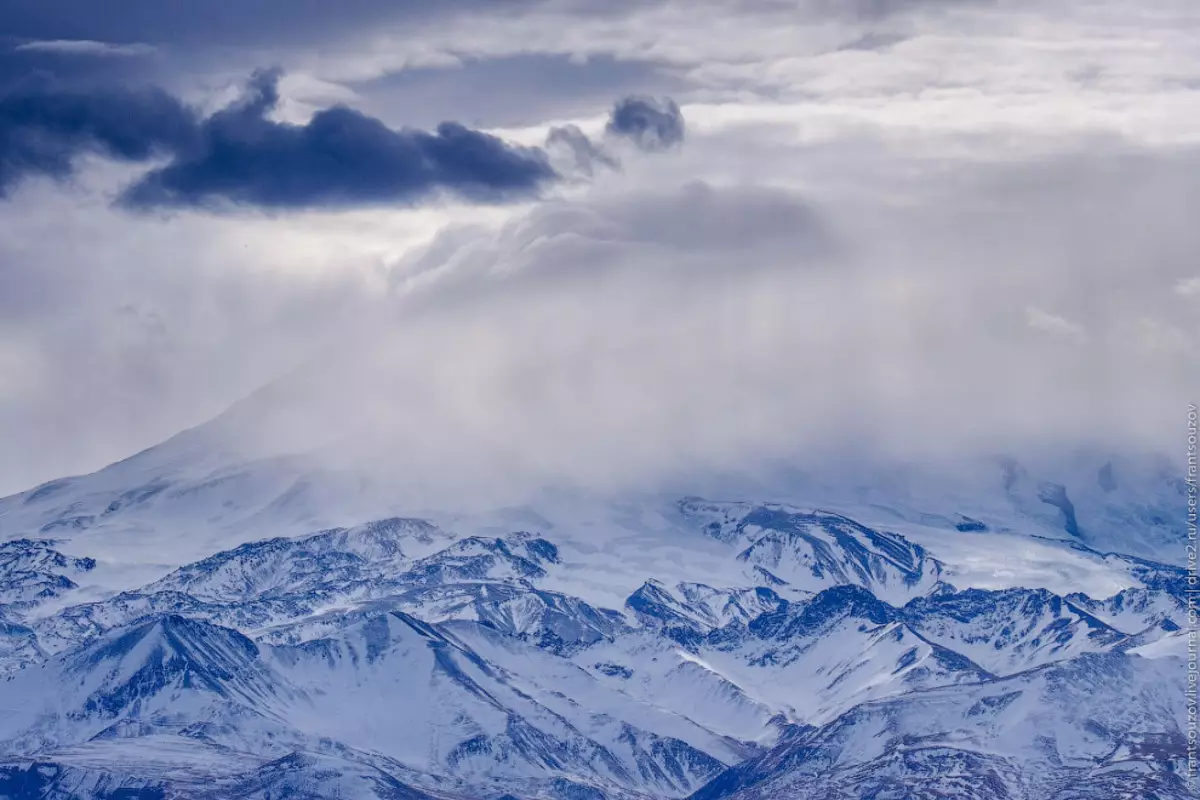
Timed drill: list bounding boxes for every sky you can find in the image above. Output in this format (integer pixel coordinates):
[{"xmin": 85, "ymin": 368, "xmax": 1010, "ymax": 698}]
[{"xmin": 0, "ymin": 0, "xmax": 1197, "ymax": 497}]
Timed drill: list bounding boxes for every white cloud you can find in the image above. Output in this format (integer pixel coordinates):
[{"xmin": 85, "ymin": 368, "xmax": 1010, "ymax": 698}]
[
  {"xmin": 1174, "ymin": 276, "xmax": 1200, "ymax": 296},
  {"xmin": 15, "ymin": 39, "xmax": 158, "ymax": 57},
  {"xmin": 1026, "ymin": 307, "xmax": 1087, "ymax": 343},
  {"xmin": 1127, "ymin": 318, "xmax": 1193, "ymax": 356}
]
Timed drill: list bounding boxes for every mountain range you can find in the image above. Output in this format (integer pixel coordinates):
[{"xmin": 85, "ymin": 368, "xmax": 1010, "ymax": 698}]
[{"xmin": 0, "ymin": 402, "xmax": 1190, "ymax": 799}]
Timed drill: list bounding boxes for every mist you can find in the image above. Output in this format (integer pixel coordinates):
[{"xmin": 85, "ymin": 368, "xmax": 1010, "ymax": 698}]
[{"xmin": 161, "ymin": 138, "xmax": 1200, "ymax": 507}]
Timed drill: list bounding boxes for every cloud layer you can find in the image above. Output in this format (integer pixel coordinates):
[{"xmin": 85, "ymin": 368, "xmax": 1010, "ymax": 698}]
[
  {"xmin": 0, "ymin": 0, "xmax": 1195, "ymax": 499},
  {"xmin": 82, "ymin": 142, "xmax": 1191, "ymax": 505}
]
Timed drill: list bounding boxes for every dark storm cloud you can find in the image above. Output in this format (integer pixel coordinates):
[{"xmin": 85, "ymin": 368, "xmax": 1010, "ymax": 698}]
[
  {"xmin": 0, "ymin": 70, "xmax": 558, "ymax": 209},
  {"xmin": 0, "ymin": 83, "xmax": 197, "ymax": 195},
  {"xmin": 606, "ymin": 96, "xmax": 685, "ymax": 152},
  {"xmin": 120, "ymin": 70, "xmax": 557, "ymax": 210}
]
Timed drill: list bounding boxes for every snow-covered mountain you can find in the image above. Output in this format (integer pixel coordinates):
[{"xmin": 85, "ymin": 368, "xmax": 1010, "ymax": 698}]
[{"xmin": 0, "ymin": 402, "xmax": 1189, "ymax": 799}]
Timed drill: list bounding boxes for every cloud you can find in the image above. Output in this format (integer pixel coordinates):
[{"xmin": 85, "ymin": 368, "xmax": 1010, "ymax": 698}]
[
  {"xmin": 1174, "ymin": 276, "xmax": 1200, "ymax": 297},
  {"xmin": 197, "ymin": 143, "xmax": 1193, "ymax": 504},
  {"xmin": 14, "ymin": 39, "xmax": 158, "ymax": 57},
  {"xmin": 0, "ymin": 70, "xmax": 560, "ymax": 209},
  {"xmin": 545, "ymin": 123, "xmax": 620, "ymax": 177},
  {"xmin": 0, "ymin": 83, "xmax": 197, "ymax": 195},
  {"xmin": 1026, "ymin": 306, "xmax": 1087, "ymax": 343},
  {"xmin": 1, "ymin": 129, "xmax": 1196, "ymax": 499},
  {"xmin": 120, "ymin": 70, "xmax": 558, "ymax": 210},
  {"xmin": 282, "ymin": 0, "xmax": 1197, "ymax": 156},
  {"xmin": 606, "ymin": 95, "xmax": 684, "ymax": 151},
  {"xmin": 0, "ymin": 168, "xmax": 404, "ymax": 494},
  {"xmin": 0, "ymin": 0, "xmax": 1195, "ymax": 501}
]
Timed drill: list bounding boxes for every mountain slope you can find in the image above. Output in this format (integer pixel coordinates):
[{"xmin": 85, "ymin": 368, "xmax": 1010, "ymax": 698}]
[{"xmin": 689, "ymin": 652, "xmax": 1188, "ymax": 800}]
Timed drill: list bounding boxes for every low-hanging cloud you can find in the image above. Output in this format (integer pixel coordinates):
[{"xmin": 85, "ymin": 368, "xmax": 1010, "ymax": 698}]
[
  {"xmin": 606, "ymin": 96, "xmax": 684, "ymax": 152},
  {"xmin": 179, "ymin": 142, "xmax": 1194, "ymax": 507},
  {"xmin": 0, "ymin": 70, "xmax": 560, "ymax": 209},
  {"xmin": 0, "ymin": 132, "xmax": 1196, "ymax": 500}
]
